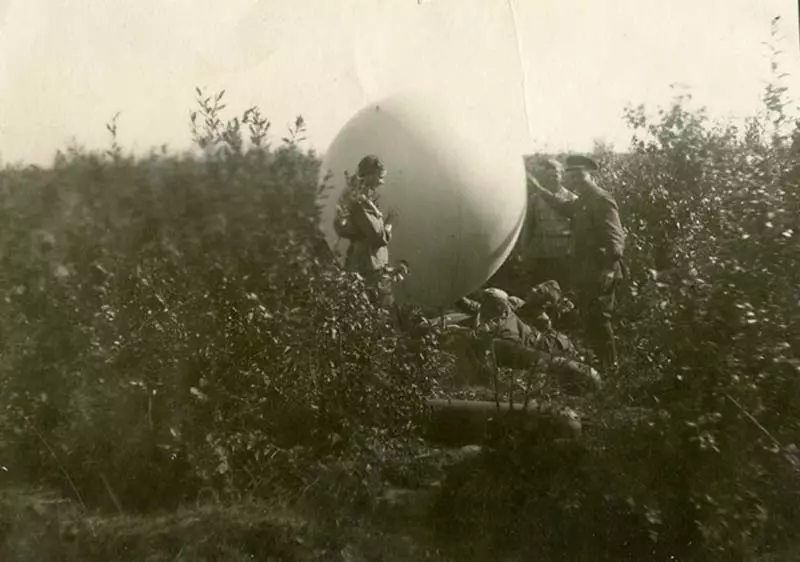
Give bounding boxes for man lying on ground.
[435,287,602,395]
[451,280,575,352]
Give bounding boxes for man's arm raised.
[526,173,575,218]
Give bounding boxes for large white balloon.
[318,94,527,309]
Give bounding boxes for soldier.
[450,282,573,345]
[516,157,577,291]
[334,155,396,307]
[438,287,602,394]
[527,154,626,373]
[515,279,576,337]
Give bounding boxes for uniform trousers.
[574,276,619,372]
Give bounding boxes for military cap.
[564,154,599,172]
[482,287,510,303]
[479,287,512,319]
[357,154,385,177]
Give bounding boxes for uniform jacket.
[334,195,391,277]
[488,311,536,345]
[518,186,577,260]
[546,181,626,287]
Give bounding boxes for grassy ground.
[0,486,454,562]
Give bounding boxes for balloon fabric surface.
[318,94,528,309]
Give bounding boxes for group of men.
[501,154,627,373]
[332,152,627,377]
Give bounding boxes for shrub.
[0,90,447,513]
[595,86,800,558]
[437,28,800,559]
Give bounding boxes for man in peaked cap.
[564,154,600,172]
[527,154,626,374]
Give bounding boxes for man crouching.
[442,287,602,396]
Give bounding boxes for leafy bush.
[434,27,800,560]
[2,31,800,561]
[593,85,800,559]
[0,90,446,513]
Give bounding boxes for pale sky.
[1,0,799,166]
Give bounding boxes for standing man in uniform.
[527,155,626,373]
[516,157,577,292]
[334,155,396,307]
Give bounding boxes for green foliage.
[436,37,800,560]
[2,37,800,560]
[0,89,445,514]
[594,85,800,558]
